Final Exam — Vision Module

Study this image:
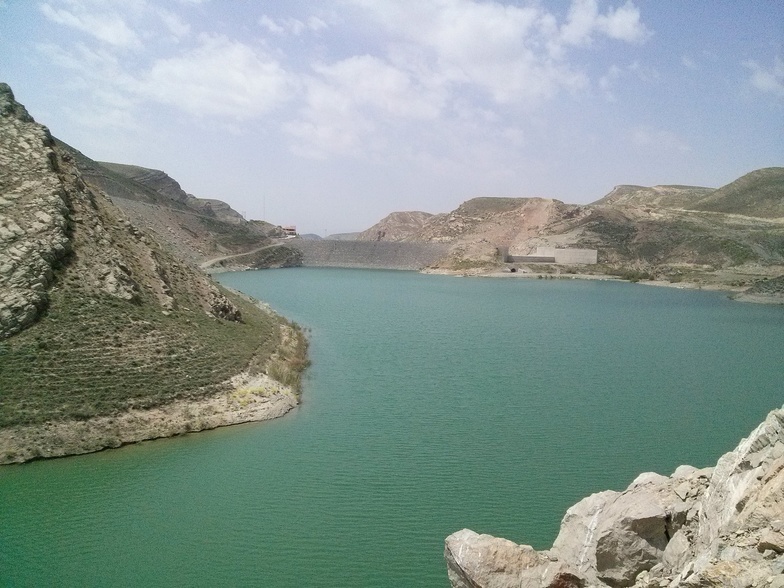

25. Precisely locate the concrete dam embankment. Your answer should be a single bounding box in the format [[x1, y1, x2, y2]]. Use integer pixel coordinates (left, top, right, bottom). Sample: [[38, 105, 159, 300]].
[[288, 240, 449, 270]]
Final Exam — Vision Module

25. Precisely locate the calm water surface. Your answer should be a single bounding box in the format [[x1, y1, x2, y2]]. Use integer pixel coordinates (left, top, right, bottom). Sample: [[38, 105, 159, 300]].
[[2, 269, 783, 587]]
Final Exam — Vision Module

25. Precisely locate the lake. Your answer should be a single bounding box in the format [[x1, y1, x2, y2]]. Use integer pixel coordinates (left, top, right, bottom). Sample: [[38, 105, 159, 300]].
[[1, 269, 782, 587]]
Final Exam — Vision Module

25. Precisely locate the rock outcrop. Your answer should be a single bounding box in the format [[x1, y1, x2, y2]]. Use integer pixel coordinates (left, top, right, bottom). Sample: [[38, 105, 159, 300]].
[[0, 83, 72, 338], [734, 276, 784, 305], [446, 405, 784, 588]]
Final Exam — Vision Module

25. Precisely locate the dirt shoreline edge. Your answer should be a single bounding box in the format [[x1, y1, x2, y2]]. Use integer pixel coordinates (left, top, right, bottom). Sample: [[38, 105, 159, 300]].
[[0, 373, 298, 465], [425, 266, 784, 304]]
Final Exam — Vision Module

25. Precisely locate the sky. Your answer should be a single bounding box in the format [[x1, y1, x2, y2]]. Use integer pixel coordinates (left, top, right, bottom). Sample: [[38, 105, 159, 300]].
[[1, 1, 783, 235]]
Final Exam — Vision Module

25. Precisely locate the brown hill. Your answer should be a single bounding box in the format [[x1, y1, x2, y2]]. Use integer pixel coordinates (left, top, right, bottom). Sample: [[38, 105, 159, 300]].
[[361, 179, 784, 279], [417, 197, 579, 245], [55, 143, 289, 265], [691, 167, 784, 218], [99, 161, 248, 225], [591, 184, 714, 208], [357, 211, 435, 242]]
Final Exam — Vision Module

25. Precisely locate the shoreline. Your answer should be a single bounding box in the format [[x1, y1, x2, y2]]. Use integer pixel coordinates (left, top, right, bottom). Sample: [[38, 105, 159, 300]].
[[425, 265, 784, 304], [1, 283, 310, 467], [215, 263, 783, 305], [0, 372, 298, 465]]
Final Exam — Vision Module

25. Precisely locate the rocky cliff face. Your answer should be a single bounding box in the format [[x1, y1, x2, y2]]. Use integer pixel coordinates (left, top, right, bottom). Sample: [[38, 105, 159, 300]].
[[445, 405, 784, 588], [0, 83, 240, 332], [0, 83, 72, 338]]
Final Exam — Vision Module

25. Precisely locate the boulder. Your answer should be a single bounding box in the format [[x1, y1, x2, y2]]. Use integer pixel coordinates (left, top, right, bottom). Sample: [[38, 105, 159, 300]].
[[446, 405, 784, 588]]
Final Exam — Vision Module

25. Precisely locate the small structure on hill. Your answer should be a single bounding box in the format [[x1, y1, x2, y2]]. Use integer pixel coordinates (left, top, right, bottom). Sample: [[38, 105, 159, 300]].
[[505, 247, 597, 265], [281, 225, 297, 237]]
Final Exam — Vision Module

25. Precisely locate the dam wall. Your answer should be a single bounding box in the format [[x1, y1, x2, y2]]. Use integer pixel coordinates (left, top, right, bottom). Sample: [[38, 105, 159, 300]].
[[287, 239, 449, 270]]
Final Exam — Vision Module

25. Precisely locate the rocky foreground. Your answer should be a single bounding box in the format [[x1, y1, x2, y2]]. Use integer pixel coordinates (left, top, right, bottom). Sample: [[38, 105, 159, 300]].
[[446, 405, 784, 588]]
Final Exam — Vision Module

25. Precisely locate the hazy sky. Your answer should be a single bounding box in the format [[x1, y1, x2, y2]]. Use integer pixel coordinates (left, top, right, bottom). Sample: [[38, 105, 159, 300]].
[[2, 1, 782, 235]]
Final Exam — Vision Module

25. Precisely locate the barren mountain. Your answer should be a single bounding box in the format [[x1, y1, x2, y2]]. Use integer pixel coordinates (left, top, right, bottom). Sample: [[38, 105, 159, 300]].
[[357, 211, 436, 242], [57, 143, 296, 267], [362, 174, 784, 287], [591, 184, 714, 208]]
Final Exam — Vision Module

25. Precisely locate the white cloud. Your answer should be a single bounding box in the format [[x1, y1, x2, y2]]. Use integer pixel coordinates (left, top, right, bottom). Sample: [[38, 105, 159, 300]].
[[345, 0, 648, 107], [39, 30, 294, 122], [259, 14, 328, 36], [259, 15, 285, 35], [598, 61, 657, 101], [155, 8, 191, 40], [313, 55, 443, 118], [139, 35, 293, 118], [285, 54, 445, 158], [599, 64, 621, 101], [307, 16, 328, 32], [39, 2, 142, 49], [631, 126, 690, 154], [36, 0, 656, 167], [681, 55, 697, 70], [744, 56, 784, 99], [37, 41, 121, 73], [560, 0, 650, 47], [627, 60, 658, 83], [284, 0, 653, 159], [596, 1, 650, 43]]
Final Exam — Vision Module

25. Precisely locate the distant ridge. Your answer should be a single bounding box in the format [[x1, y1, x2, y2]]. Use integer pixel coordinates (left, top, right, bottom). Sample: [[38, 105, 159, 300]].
[[354, 173, 784, 279], [692, 167, 784, 218], [357, 211, 435, 242], [53, 141, 290, 265], [98, 161, 193, 205], [591, 184, 714, 208], [326, 232, 360, 241], [591, 168, 784, 219]]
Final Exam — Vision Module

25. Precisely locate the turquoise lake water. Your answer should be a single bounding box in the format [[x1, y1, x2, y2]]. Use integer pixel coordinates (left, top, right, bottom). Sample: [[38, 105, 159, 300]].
[[1, 269, 782, 587]]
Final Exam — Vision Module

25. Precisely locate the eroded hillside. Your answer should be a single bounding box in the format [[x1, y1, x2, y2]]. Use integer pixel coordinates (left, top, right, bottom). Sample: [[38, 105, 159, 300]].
[[0, 83, 308, 463], [58, 142, 300, 268], [360, 172, 784, 289], [357, 211, 435, 242]]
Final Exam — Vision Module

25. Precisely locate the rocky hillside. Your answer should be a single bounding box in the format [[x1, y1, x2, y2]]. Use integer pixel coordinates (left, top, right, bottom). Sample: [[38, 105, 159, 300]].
[[99, 161, 247, 224], [57, 143, 296, 266], [357, 211, 435, 241], [590, 168, 784, 218], [0, 83, 308, 463], [446, 405, 784, 588], [361, 173, 784, 288], [591, 184, 714, 208]]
